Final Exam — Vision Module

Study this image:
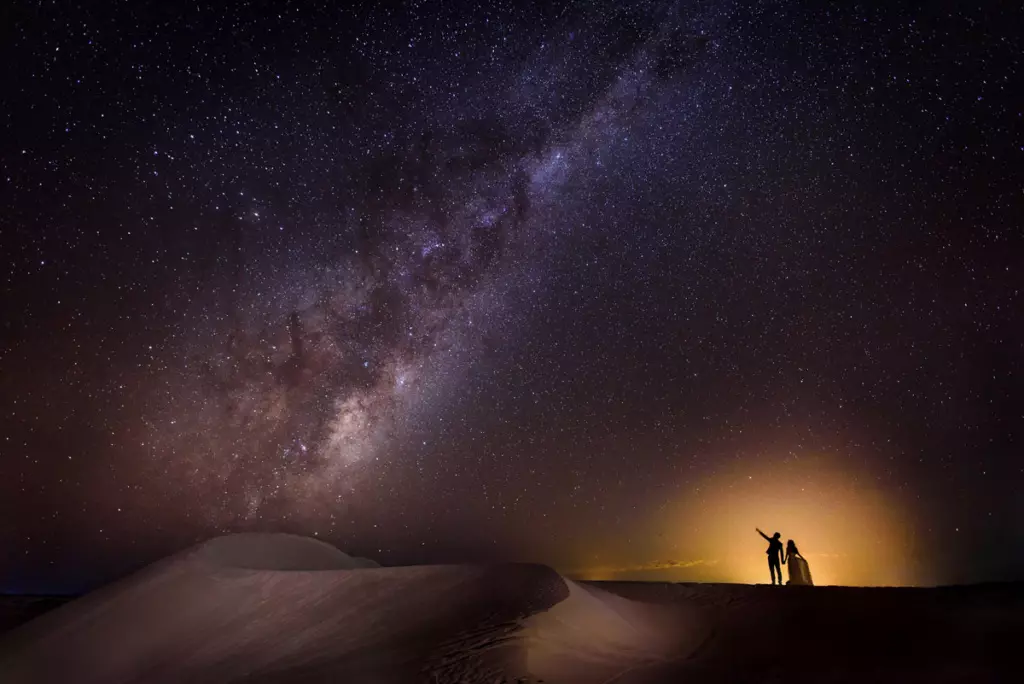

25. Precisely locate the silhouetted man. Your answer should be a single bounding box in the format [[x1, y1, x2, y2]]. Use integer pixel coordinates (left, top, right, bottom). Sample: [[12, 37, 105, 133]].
[[756, 528, 785, 585]]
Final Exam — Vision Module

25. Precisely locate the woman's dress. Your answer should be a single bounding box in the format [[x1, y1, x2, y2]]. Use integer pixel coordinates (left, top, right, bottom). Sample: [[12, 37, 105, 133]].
[[786, 554, 814, 586]]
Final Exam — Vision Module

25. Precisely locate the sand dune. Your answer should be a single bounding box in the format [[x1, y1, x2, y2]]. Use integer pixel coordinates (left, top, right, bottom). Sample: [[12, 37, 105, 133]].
[[586, 581, 1024, 683], [1, 534, 1020, 683], [191, 532, 381, 571], [0, 534, 702, 683]]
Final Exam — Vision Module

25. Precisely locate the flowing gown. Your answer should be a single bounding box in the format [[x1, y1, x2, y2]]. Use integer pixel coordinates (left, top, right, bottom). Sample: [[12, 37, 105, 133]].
[[786, 554, 814, 586]]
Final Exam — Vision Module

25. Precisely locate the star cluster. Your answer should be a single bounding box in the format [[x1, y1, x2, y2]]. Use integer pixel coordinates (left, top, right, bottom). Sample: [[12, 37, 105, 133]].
[[2, 1, 1022, 590]]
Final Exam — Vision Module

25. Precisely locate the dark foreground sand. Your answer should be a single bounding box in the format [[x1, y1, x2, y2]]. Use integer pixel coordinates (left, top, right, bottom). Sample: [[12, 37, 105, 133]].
[[1, 534, 1020, 683]]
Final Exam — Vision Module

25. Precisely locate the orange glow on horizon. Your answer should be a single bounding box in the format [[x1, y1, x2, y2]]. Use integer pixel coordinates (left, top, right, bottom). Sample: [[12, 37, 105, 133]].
[[565, 451, 927, 587]]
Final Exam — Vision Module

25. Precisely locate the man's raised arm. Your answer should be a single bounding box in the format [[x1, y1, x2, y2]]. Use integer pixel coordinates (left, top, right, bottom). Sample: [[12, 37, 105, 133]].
[[756, 528, 770, 541]]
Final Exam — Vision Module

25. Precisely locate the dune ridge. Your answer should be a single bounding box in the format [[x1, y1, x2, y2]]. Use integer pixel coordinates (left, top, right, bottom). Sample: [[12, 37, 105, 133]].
[[0, 533, 701, 683], [190, 532, 381, 571]]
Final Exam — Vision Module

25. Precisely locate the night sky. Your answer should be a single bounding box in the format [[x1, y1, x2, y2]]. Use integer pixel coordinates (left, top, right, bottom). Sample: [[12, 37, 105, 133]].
[[2, 1, 1022, 593]]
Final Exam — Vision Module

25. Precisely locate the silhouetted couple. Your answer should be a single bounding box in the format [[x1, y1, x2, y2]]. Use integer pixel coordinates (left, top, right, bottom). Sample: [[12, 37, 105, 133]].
[[756, 528, 813, 586]]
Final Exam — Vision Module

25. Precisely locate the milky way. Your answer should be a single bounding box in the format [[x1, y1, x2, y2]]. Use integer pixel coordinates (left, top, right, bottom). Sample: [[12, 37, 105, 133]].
[[135, 3, 725, 525], [3, 0, 1022, 590]]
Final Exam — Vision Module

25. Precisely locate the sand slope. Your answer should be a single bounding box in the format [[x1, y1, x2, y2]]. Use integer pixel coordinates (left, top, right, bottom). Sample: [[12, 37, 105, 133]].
[[592, 581, 1024, 683], [0, 534, 704, 683]]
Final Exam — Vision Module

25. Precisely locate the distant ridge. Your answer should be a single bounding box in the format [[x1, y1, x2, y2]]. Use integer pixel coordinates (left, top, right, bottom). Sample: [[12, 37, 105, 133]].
[[189, 532, 380, 571]]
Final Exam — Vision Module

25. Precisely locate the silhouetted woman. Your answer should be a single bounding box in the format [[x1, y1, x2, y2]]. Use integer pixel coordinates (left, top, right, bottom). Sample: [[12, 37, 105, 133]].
[[783, 539, 814, 586]]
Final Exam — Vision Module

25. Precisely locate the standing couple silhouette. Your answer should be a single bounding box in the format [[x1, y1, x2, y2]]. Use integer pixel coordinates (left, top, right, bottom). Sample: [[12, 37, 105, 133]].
[[756, 528, 813, 586]]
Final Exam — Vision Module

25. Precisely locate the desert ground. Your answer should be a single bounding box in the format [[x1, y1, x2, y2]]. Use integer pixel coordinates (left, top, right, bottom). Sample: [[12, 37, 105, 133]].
[[1, 534, 1020, 683]]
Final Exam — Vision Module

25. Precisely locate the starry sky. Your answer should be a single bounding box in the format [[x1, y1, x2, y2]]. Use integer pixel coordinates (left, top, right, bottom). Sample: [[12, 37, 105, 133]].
[[2, 0, 1022, 593]]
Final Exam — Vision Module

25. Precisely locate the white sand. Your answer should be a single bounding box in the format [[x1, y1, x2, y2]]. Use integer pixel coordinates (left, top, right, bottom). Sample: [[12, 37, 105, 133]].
[[0, 534, 705, 683], [191, 532, 380, 571]]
